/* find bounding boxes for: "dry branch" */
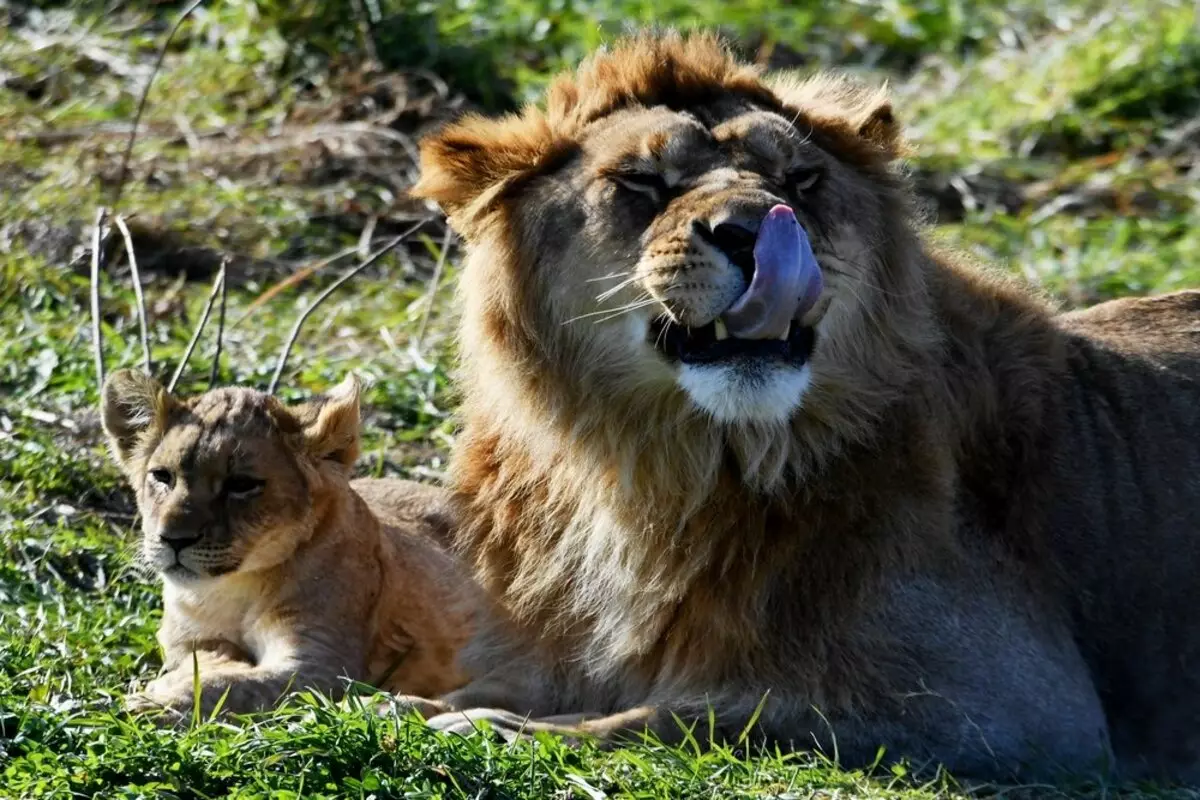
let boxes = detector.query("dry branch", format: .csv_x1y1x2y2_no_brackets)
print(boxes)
169,262,226,394
113,215,153,376
268,216,434,395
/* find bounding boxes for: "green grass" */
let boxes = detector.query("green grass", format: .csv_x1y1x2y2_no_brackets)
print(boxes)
3,0,1199,796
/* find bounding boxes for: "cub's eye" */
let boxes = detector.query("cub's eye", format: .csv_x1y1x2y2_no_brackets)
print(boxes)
149,468,174,488
611,172,669,205
225,475,265,497
786,167,823,193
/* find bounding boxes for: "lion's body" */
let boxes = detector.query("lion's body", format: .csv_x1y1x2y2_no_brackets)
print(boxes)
101,373,479,718
409,31,1200,783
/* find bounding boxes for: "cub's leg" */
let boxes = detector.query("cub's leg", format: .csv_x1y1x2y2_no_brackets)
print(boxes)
127,634,359,721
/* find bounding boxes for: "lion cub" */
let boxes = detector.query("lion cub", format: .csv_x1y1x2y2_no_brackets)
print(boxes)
101,369,479,720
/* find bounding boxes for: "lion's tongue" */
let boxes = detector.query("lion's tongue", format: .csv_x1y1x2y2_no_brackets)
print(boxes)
721,205,823,340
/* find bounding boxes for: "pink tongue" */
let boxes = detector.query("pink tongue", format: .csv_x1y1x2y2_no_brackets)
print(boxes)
721,205,823,340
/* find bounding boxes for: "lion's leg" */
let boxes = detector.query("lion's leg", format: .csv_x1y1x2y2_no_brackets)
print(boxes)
791,573,1117,781
422,588,1113,782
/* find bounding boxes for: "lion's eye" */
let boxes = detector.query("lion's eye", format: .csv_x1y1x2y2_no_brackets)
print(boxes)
612,172,669,205
786,167,823,193
149,468,174,488
225,475,265,497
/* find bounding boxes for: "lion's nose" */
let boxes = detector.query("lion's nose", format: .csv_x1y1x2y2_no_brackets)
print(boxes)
692,217,759,284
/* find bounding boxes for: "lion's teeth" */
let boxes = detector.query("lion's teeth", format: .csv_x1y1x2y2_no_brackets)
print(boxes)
714,319,729,341
778,323,791,341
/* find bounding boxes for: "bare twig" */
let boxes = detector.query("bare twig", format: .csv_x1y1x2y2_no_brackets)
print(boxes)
110,0,206,210
349,0,380,65
208,256,229,388
169,262,225,393
90,208,108,391
268,216,433,395
413,225,453,355
113,215,153,375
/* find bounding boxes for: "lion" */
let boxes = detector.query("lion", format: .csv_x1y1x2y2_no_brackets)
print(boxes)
101,369,481,720
404,31,1200,783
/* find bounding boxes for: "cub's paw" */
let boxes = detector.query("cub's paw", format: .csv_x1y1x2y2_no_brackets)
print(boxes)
123,691,190,727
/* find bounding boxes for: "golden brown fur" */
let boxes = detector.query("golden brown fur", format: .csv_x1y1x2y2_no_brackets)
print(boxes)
101,370,480,720
406,31,1200,783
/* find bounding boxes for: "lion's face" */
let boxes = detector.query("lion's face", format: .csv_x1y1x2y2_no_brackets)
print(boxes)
554,101,903,423
417,33,926,437
101,371,362,583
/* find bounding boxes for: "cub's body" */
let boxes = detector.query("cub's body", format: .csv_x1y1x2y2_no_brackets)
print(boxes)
101,371,478,718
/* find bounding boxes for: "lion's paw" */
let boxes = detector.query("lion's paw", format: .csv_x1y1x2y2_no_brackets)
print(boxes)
342,692,450,721
426,707,537,742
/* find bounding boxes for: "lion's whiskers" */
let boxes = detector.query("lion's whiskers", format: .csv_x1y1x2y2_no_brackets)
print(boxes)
654,316,676,351
596,276,643,304
585,271,634,284
563,294,658,327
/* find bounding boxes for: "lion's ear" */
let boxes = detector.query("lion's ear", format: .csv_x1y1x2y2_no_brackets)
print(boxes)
101,368,172,469
854,99,900,156
297,374,361,468
411,112,567,233
769,73,905,160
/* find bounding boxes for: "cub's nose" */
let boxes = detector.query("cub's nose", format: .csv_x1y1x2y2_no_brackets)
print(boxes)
160,531,202,553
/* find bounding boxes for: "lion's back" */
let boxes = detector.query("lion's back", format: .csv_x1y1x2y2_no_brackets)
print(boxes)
1046,290,1200,779
1057,290,1200,368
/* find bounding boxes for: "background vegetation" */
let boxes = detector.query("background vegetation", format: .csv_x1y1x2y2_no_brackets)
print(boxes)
3,0,1199,796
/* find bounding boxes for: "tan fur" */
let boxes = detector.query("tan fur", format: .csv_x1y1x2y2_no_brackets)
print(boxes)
409,31,1200,783
101,370,481,720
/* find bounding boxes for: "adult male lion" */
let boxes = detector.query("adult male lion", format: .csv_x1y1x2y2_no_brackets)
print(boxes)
410,32,1200,782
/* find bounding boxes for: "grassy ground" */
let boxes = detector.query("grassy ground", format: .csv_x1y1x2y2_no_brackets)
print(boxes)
3,0,1200,796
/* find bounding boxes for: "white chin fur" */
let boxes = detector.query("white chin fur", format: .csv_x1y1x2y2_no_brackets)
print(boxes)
678,362,812,424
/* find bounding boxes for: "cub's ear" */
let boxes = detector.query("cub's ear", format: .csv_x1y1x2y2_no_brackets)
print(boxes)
101,369,171,468
769,73,906,160
411,112,566,233
299,373,361,468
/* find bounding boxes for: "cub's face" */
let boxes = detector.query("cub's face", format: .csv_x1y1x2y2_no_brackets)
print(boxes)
131,397,312,581
555,102,897,423
418,37,917,431
101,371,361,583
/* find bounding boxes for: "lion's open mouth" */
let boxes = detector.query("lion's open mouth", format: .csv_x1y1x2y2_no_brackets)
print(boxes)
649,317,816,365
